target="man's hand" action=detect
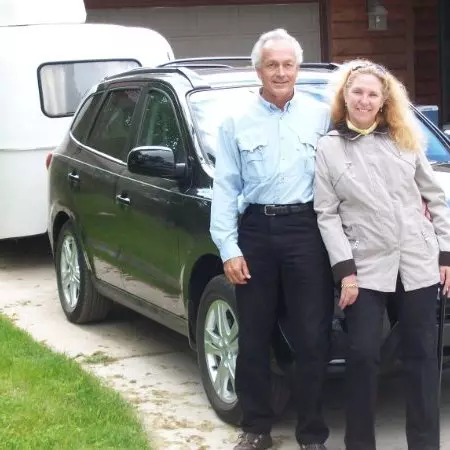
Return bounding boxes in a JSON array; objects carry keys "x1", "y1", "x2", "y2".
[
  {"x1": 339, "y1": 274, "x2": 359, "y2": 310},
  {"x1": 422, "y1": 198, "x2": 432, "y2": 222},
  {"x1": 440, "y1": 266, "x2": 450, "y2": 296},
  {"x1": 224, "y1": 256, "x2": 251, "y2": 285}
]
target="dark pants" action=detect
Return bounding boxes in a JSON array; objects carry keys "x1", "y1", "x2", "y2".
[
  {"x1": 344, "y1": 279, "x2": 440, "y2": 450},
  {"x1": 235, "y1": 205, "x2": 334, "y2": 445}
]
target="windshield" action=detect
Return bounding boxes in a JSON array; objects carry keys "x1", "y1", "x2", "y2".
[
  {"x1": 188, "y1": 84, "x2": 329, "y2": 164},
  {"x1": 189, "y1": 84, "x2": 450, "y2": 165},
  {"x1": 416, "y1": 117, "x2": 450, "y2": 162}
]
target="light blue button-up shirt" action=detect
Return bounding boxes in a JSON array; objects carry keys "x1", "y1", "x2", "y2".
[{"x1": 210, "y1": 90, "x2": 330, "y2": 262}]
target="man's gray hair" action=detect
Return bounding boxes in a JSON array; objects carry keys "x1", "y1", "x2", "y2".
[{"x1": 251, "y1": 28, "x2": 304, "y2": 68}]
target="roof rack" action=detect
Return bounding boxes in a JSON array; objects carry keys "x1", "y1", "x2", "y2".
[
  {"x1": 158, "y1": 57, "x2": 252, "y2": 69},
  {"x1": 159, "y1": 58, "x2": 339, "y2": 71},
  {"x1": 104, "y1": 59, "x2": 340, "y2": 90},
  {"x1": 104, "y1": 66, "x2": 210, "y2": 89},
  {"x1": 300, "y1": 62, "x2": 340, "y2": 71}
]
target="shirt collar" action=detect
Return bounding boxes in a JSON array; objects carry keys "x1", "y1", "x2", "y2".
[
  {"x1": 346, "y1": 118, "x2": 378, "y2": 135},
  {"x1": 258, "y1": 89, "x2": 296, "y2": 113},
  {"x1": 335, "y1": 120, "x2": 389, "y2": 140}
]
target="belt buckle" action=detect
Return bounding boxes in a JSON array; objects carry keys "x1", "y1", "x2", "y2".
[{"x1": 264, "y1": 204, "x2": 277, "y2": 216}]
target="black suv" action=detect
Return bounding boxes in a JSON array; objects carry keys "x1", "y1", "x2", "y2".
[{"x1": 48, "y1": 57, "x2": 450, "y2": 425}]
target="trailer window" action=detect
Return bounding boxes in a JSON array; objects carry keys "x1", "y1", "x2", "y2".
[{"x1": 38, "y1": 59, "x2": 140, "y2": 118}]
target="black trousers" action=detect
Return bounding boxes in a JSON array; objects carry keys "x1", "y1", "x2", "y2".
[
  {"x1": 235, "y1": 206, "x2": 334, "y2": 445},
  {"x1": 344, "y1": 279, "x2": 440, "y2": 450}
]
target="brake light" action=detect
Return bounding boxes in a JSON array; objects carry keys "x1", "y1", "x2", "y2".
[{"x1": 46, "y1": 152, "x2": 53, "y2": 170}]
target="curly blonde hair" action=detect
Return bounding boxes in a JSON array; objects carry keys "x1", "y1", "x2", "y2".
[{"x1": 330, "y1": 59, "x2": 424, "y2": 152}]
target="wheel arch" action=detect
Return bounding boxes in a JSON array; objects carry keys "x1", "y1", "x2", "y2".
[
  {"x1": 51, "y1": 212, "x2": 70, "y2": 254},
  {"x1": 186, "y1": 253, "x2": 223, "y2": 349}
]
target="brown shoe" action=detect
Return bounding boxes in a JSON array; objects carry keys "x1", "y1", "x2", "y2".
[{"x1": 233, "y1": 432, "x2": 273, "y2": 449}]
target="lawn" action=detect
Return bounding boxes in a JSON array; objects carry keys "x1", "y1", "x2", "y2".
[{"x1": 0, "y1": 315, "x2": 152, "y2": 450}]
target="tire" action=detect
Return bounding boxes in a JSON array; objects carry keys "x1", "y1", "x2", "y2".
[
  {"x1": 55, "y1": 221, "x2": 111, "y2": 324},
  {"x1": 196, "y1": 275, "x2": 291, "y2": 426}
]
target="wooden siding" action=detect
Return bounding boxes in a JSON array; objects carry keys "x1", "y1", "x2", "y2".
[
  {"x1": 85, "y1": 0, "x2": 314, "y2": 8},
  {"x1": 330, "y1": 0, "x2": 414, "y2": 94},
  {"x1": 330, "y1": 0, "x2": 440, "y2": 106},
  {"x1": 413, "y1": 0, "x2": 440, "y2": 106}
]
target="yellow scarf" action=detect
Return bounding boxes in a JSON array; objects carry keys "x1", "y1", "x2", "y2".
[{"x1": 346, "y1": 118, "x2": 378, "y2": 135}]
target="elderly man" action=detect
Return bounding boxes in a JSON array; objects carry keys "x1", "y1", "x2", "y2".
[{"x1": 210, "y1": 29, "x2": 334, "y2": 450}]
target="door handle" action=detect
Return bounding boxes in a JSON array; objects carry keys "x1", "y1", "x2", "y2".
[
  {"x1": 68, "y1": 172, "x2": 80, "y2": 183},
  {"x1": 115, "y1": 194, "x2": 131, "y2": 206}
]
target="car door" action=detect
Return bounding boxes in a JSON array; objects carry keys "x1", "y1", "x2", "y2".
[
  {"x1": 116, "y1": 84, "x2": 191, "y2": 317},
  {"x1": 69, "y1": 86, "x2": 141, "y2": 289}
]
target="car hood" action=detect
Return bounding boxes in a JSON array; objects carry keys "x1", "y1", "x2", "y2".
[{"x1": 432, "y1": 163, "x2": 450, "y2": 204}]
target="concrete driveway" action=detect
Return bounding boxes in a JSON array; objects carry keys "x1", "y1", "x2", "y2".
[{"x1": 2, "y1": 235, "x2": 450, "y2": 450}]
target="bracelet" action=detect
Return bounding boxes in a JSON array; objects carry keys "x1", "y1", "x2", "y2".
[{"x1": 341, "y1": 282, "x2": 358, "y2": 289}]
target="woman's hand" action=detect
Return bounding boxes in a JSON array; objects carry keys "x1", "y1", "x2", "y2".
[
  {"x1": 440, "y1": 266, "x2": 450, "y2": 296},
  {"x1": 339, "y1": 274, "x2": 359, "y2": 310}
]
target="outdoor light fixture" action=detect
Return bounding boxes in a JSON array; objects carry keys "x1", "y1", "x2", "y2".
[{"x1": 367, "y1": 0, "x2": 388, "y2": 30}]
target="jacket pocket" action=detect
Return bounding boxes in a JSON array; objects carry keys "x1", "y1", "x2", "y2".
[
  {"x1": 344, "y1": 223, "x2": 361, "y2": 253},
  {"x1": 416, "y1": 211, "x2": 439, "y2": 252},
  {"x1": 238, "y1": 131, "x2": 268, "y2": 182}
]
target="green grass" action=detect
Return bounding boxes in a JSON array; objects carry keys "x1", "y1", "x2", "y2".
[{"x1": 0, "y1": 315, "x2": 151, "y2": 450}]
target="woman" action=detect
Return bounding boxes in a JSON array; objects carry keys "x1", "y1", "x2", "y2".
[{"x1": 314, "y1": 60, "x2": 450, "y2": 450}]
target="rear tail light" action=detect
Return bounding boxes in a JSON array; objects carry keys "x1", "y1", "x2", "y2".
[{"x1": 46, "y1": 152, "x2": 53, "y2": 170}]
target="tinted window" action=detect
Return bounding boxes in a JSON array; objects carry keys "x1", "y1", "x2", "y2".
[
  {"x1": 38, "y1": 60, "x2": 140, "y2": 117},
  {"x1": 87, "y1": 89, "x2": 140, "y2": 160},
  {"x1": 417, "y1": 117, "x2": 450, "y2": 162},
  {"x1": 138, "y1": 91, "x2": 185, "y2": 162},
  {"x1": 71, "y1": 93, "x2": 103, "y2": 144}
]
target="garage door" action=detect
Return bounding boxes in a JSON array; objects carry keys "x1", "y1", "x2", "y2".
[{"x1": 87, "y1": 3, "x2": 321, "y2": 61}]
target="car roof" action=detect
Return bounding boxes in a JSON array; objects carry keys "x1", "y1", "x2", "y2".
[{"x1": 100, "y1": 59, "x2": 337, "y2": 91}]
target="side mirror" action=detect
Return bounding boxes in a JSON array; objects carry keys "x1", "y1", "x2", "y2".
[{"x1": 127, "y1": 146, "x2": 186, "y2": 179}]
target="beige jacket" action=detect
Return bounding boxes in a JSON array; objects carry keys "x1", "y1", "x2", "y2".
[{"x1": 314, "y1": 124, "x2": 450, "y2": 292}]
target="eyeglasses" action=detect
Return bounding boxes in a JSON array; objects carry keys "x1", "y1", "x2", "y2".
[{"x1": 350, "y1": 62, "x2": 387, "y2": 74}]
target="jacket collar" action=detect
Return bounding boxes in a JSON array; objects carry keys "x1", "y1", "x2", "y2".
[{"x1": 333, "y1": 120, "x2": 389, "y2": 140}]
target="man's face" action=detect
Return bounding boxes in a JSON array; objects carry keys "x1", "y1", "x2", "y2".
[{"x1": 256, "y1": 40, "x2": 299, "y2": 107}]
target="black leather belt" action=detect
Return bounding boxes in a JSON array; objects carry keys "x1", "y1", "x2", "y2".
[{"x1": 247, "y1": 202, "x2": 313, "y2": 216}]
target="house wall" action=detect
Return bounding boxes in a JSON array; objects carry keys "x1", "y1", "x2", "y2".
[
  {"x1": 329, "y1": 0, "x2": 440, "y2": 108},
  {"x1": 330, "y1": 0, "x2": 414, "y2": 93},
  {"x1": 413, "y1": 0, "x2": 440, "y2": 106},
  {"x1": 84, "y1": 0, "x2": 442, "y2": 109}
]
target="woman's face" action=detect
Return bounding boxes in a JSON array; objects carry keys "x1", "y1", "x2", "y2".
[{"x1": 344, "y1": 73, "x2": 384, "y2": 129}]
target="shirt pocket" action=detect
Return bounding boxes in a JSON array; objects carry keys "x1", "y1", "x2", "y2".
[
  {"x1": 297, "y1": 134, "x2": 318, "y2": 176},
  {"x1": 237, "y1": 131, "x2": 269, "y2": 182}
]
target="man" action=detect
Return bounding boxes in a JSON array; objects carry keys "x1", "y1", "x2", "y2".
[{"x1": 210, "y1": 29, "x2": 334, "y2": 450}]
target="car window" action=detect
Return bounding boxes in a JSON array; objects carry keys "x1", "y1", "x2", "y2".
[
  {"x1": 87, "y1": 89, "x2": 140, "y2": 161},
  {"x1": 137, "y1": 90, "x2": 185, "y2": 162},
  {"x1": 71, "y1": 93, "x2": 103, "y2": 144},
  {"x1": 38, "y1": 60, "x2": 140, "y2": 117},
  {"x1": 416, "y1": 116, "x2": 450, "y2": 162}
]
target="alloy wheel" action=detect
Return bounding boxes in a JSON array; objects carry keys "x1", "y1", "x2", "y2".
[
  {"x1": 60, "y1": 234, "x2": 81, "y2": 311},
  {"x1": 203, "y1": 299, "x2": 239, "y2": 404}
]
